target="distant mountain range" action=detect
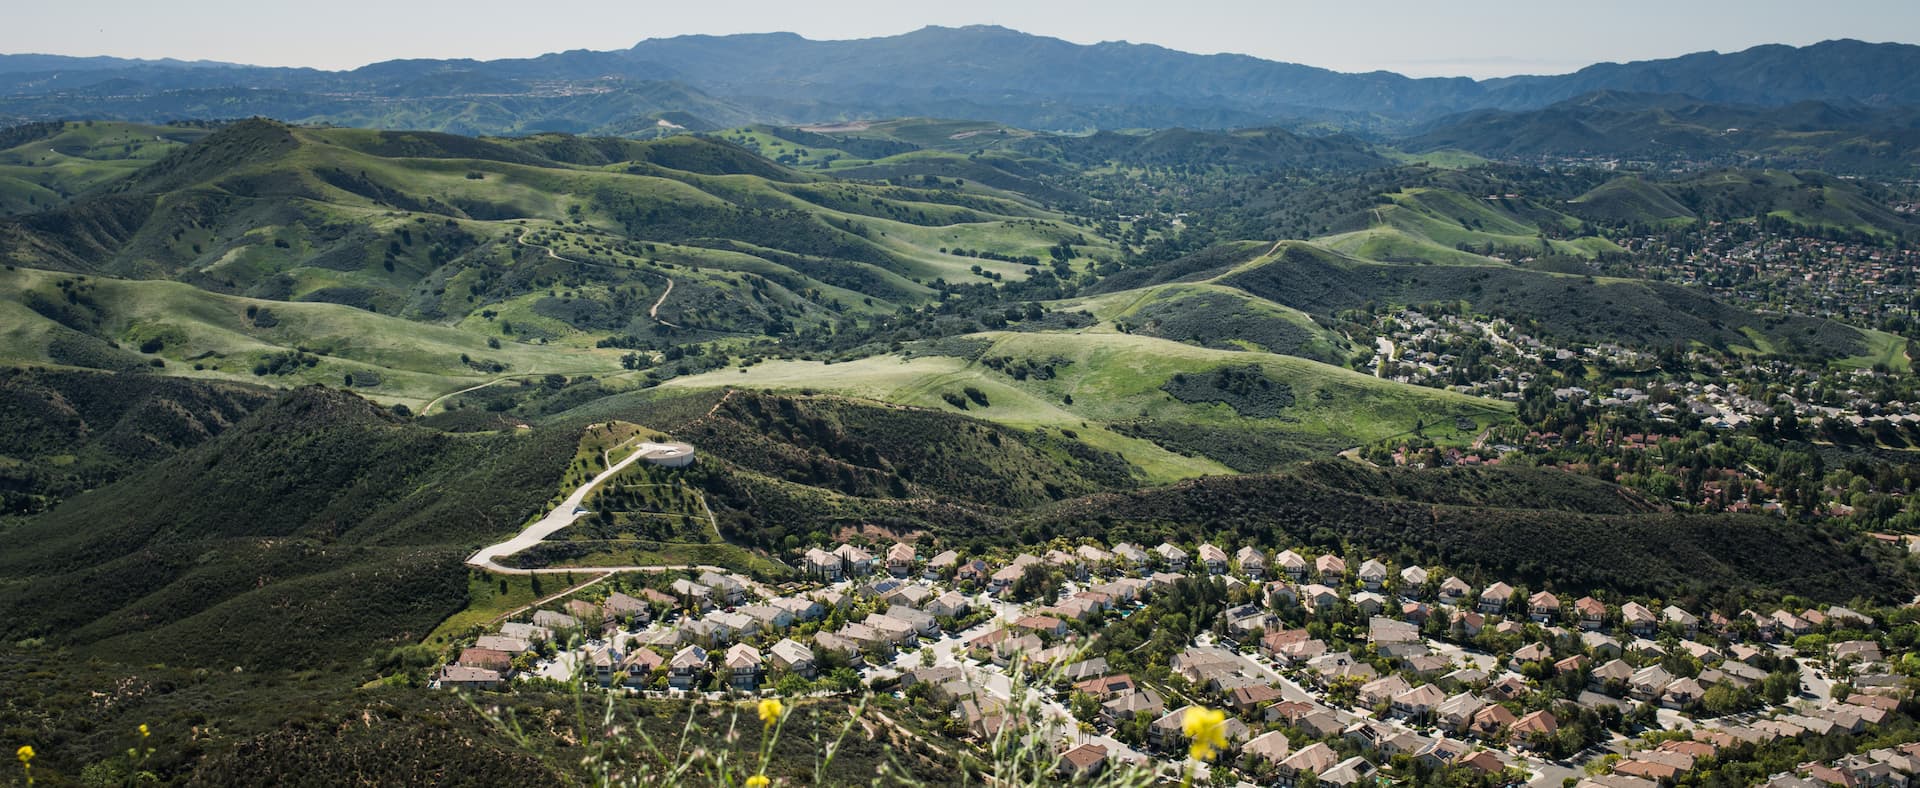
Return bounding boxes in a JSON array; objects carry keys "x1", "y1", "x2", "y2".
[
  {"x1": 3, "y1": 27, "x2": 1920, "y2": 135},
  {"x1": 1410, "y1": 91, "x2": 1920, "y2": 173}
]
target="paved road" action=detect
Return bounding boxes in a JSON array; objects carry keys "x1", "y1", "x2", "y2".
[{"x1": 465, "y1": 438, "x2": 690, "y2": 573}]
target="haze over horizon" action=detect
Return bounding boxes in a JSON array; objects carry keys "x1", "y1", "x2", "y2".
[{"x1": 9, "y1": 0, "x2": 1920, "y2": 78}]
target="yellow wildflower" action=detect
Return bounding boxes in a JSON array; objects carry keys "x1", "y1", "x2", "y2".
[
  {"x1": 757, "y1": 698, "x2": 785, "y2": 726},
  {"x1": 139, "y1": 724, "x2": 150, "y2": 738},
  {"x1": 746, "y1": 776, "x2": 770, "y2": 788},
  {"x1": 1182, "y1": 706, "x2": 1227, "y2": 761},
  {"x1": 14, "y1": 745, "x2": 30, "y2": 763}
]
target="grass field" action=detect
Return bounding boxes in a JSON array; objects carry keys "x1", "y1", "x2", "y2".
[{"x1": 1837, "y1": 328, "x2": 1914, "y2": 373}]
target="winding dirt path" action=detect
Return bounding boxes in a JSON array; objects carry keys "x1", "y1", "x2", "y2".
[{"x1": 515, "y1": 230, "x2": 681, "y2": 328}]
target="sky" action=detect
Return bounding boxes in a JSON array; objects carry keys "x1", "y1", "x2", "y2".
[{"x1": 7, "y1": 0, "x2": 1919, "y2": 78}]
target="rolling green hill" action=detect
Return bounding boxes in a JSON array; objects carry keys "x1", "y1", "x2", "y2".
[
  {"x1": 0, "y1": 119, "x2": 1114, "y2": 341},
  {"x1": 0, "y1": 120, "x2": 213, "y2": 217},
  {"x1": 661, "y1": 329, "x2": 1508, "y2": 478}
]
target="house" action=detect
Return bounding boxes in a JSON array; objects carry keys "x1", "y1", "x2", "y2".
[
  {"x1": 1236, "y1": 546, "x2": 1268, "y2": 579},
  {"x1": 1242, "y1": 730, "x2": 1291, "y2": 765},
  {"x1": 1368, "y1": 616, "x2": 1421, "y2": 646},
  {"x1": 1013, "y1": 614, "x2": 1068, "y2": 639},
  {"x1": 1111, "y1": 542, "x2": 1150, "y2": 571},
  {"x1": 925, "y1": 590, "x2": 972, "y2": 620},
  {"x1": 438, "y1": 665, "x2": 504, "y2": 690},
  {"x1": 1225, "y1": 603, "x2": 1278, "y2": 639},
  {"x1": 1512, "y1": 710, "x2": 1558, "y2": 747},
  {"x1": 1151, "y1": 705, "x2": 1249, "y2": 753},
  {"x1": 1153, "y1": 542, "x2": 1189, "y2": 571},
  {"x1": 1277, "y1": 549, "x2": 1309, "y2": 580},
  {"x1": 1772, "y1": 609, "x2": 1812, "y2": 637},
  {"x1": 954, "y1": 559, "x2": 991, "y2": 587},
  {"x1": 772, "y1": 596, "x2": 826, "y2": 623},
  {"x1": 620, "y1": 649, "x2": 665, "y2": 687},
  {"x1": 887, "y1": 605, "x2": 941, "y2": 637},
  {"x1": 1416, "y1": 738, "x2": 1472, "y2": 770},
  {"x1": 1556, "y1": 654, "x2": 1591, "y2": 675},
  {"x1": 724, "y1": 643, "x2": 761, "y2": 690},
  {"x1": 1306, "y1": 651, "x2": 1377, "y2": 684},
  {"x1": 1628, "y1": 665, "x2": 1675, "y2": 701},
  {"x1": 1352, "y1": 559, "x2": 1387, "y2": 591},
  {"x1": 1315, "y1": 554, "x2": 1346, "y2": 583},
  {"x1": 669, "y1": 578, "x2": 713, "y2": 610},
  {"x1": 1582, "y1": 631, "x2": 1624, "y2": 659},
  {"x1": 668, "y1": 645, "x2": 708, "y2": 690},
  {"x1": 1528, "y1": 591, "x2": 1561, "y2": 623},
  {"x1": 1470, "y1": 703, "x2": 1517, "y2": 738},
  {"x1": 474, "y1": 635, "x2": 529, "y2": 655},
  {"x1": 1318, "y1": 756, "x2": 1377, "y2": 787},
  {"x1": 602, "y1": 592, "x2": 650, "y2": 625},
  {"x1": 1299, "y1": 583, "x2": 1341, "y2": 613},
  {"x1": 1575, "y1": 596, "x2": 1608, "y2": 629},
  {"x1": 886, "y1": 543, "x2": 916, "y2": 576},
  {"x1": 1401, "y1": 565, "x2": 1430, "y2": 591},
  {"x1": 1452, "y1": 611, "x2": 1485, "y2": 637},
  {"x1": 925, "y1": 549, "x2": 960, "y2": 579},
  {"x1": 1075, "y1": 673, "x2": 1137, "y2": 700},
  {"x1": 833, "y1": 543, "x2": 875, "y2": 577},
  {"x1": 1478, "y1": 582, "x2": 1514, "y2": 614},
  {"x1": 679, "y1": 618, "x2": 733, "y2": 648},
  {"x1": 1198, "y1": 543, "x2": 1230, "y2": 574},
  {"x1": 458, "y1": 647, "x2": 514, "y2": 672},
  {"x1": 866, "y1": 613, "x2": 921, "y2": 645},
  {"x1": 498, "y1": 622, "x2": 550, "y2": 643},
  {"x1": 989, "y1": 562, "x2": 1034, "y2": 594},
  {"x1": 566, "y1": 599, "x2": 602, "y2": 625},
  {"x1": 532, "y1": 610, "x2": 580, "y2": 632},
  {"x1": 1590, "y1": 659, "x2": 1635, "y2": 691},
  {"x1": 803, "y1": 547, "x2": 843, "y2": 581},
  {"x1": 1622, "y1": 602, "x2": 1657, "y2": 635},
  {"x1": 738, "y1": 604, "x2": 794, "y2": 632},
  {"x1": 585, "y1": 643, "x2": 620, "y2": 686},
  {"x1": 1057, "y1": 743, "x2": 1107, "y2": 781},
  {"x1": 1393, "y1": 684, "x2": 1448, "y2": 718},
  {"x1": 1512, "y1": 642, "x2": 1552, "y2": 664},
  {"x1": 1664, "y1": 605, "x2": 1700, "y2": 635},
  {"x1": 1486, "y1": 674, "x2": 1530, "y2": 702},
  {"x1": 1439, "y1": 576, "x2": 1471, "y2": 604},
  {"x1": 1436, "y1": 692, "x2": 1487, "y2": 732},
  {"x1": 1662, "y1": 677, "x2": 1706, "y2": 709},
  {"x1": 1230, "y1": 684, "x2": 1287, "y2": 716},
  {"x1": 1359, "y1": 675, "x2": 1412, "y2": 707},
  {"x1": 882, "y1": 582, "x2": 934, "y2": 609},
  {"x1": 1075, "y1": 544, "x2": 1113, "y2": 567},
  {"x1": 1276, "y1": 742, "x2": 1338, "y2": 787},
  {"x1": 1101, "y1": 689, "x2": 1165, "y2": 725}
]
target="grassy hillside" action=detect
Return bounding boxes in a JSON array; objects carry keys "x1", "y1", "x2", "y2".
[
  {"x1": 660, "y1": 330, "x2": 1508, "y2": 478},
  {"x1": 0, "y1": 119, "x2": 1114, "y2": 342},
  {"x1": 0, "y1": 266, "x2": 622, "y2": 408},
  {"x1": 1064, "y1": 281, "x2": 1355, "y2": 363},
  {"x1": 0, "y1": 120, "x2": 212, "y2": 217},
  {"x1": 1214, "y1": 240, "x2": 1879, "y2": 359}
]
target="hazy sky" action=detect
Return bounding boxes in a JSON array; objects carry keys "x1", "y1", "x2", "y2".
[{"x1": 8, "y1": 0, "x2": 1918, "y2": 78}]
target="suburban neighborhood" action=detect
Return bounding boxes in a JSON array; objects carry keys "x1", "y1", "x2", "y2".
[{"x1": 437, "y1": 536, "x2": 1920, "y2": 786}]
